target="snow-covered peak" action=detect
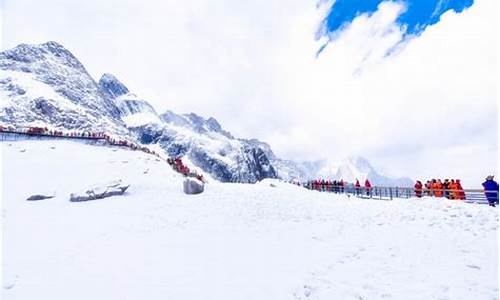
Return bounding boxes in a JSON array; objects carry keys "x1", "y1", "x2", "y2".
[
  {"x1": 0, "y1": 41, "x2": 86, "y2": 74},
  {"x1": 159, "y1": 111, "x2": 233, "y2": 139},
  {"x1": 342, "y1": 156, "x2": 373, "y2": 172},
  {"x1": 206, "y1": 117, "x2": 222, "y2": 132},
  {"x1": 98, "y1": 73, "x2": 130, "y2": 98},
  {"x1": 0, "y1": 41, "x2": 126, "y2": 134},
  {"x1": 96, "y1": 72, "x2": 162, "y2": 127}
]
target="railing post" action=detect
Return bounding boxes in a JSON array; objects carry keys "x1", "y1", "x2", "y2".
[{"x1": 390, "y1": 188, "x2": 393, "y2": 200}]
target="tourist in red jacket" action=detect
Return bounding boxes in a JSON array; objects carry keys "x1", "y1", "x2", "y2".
[
  {"x1": 355, "y1": 179, "x2": 361, "y2": 195},
  {"x1": 364, "y1": 179, "x2": 372, "y2": 196},
  {"x1": 414, "y1": 180, "x2": 423, "y2": 198}
]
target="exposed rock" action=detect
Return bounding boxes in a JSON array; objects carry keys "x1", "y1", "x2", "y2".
[
  {"x1": 26, "y1": 194, "x2": 55, "y2": 201},
  {"x1": 183, "y1": 178, "x2": 204, "y2": 195},
  {"x1": 70, "y1": 180, "x2": 130, "y2": 202}
]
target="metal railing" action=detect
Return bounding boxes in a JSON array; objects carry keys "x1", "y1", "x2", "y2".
[
  {"x1": 0, "y1": 130, "x2": 105, "y2": 142},
  {"x1": 302, "y1": 184, "x2": 498, "y2": 204}
]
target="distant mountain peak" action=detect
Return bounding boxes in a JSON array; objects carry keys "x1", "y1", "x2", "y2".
[{"x1": 343, "y1": 156, "x2": 373, "y2": 172}]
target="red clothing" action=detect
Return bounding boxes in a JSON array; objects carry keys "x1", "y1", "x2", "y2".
[{"x1": 414, "y1": 182, "x2": 423, "y2": 198}]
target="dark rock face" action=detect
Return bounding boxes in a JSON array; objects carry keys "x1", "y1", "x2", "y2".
[
  {"x1": 33, "y1": 98, "x2": 58, "y2": 115},
  {"x1": 242, "y1": 146, "x2": 276, "y2": 181},
  {"x1": 132, "y1": 120, "x2": 277, "y2": 183},
  {"x1": 98, "y1": 73, "x2": 129, "y2": 98}
]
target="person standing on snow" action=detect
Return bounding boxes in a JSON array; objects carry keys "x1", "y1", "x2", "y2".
[
  {"x1": 443, "y1": 179, "x2": 450, "y2": 199},
  {"x1": 430, "y1": 179, "x2": 437, "y2": 197},
  {"x1": 434, "y1": 179, "x2": 443, "y2": 197},
  {"x1": 364, "y1": 179, "x2": 372, "y2": 196},
  {"x1": 355, "y1": 179, "x2": 361, "y2": 196},
  {"x1": 414, "y1": 181, "x2": 423, "y2": 198},
  {"x1": 448, "y1": 179, "x2": 458, "y2": 200},
  {"x1": 482, "y1": 175, "x2": 499, "y2": 207}
]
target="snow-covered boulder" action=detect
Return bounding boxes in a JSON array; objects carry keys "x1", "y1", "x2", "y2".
[
  {"x1": 70, "y1": 180, "x2": 130, "y2": 202},
  {"x1": 183, "y1": 178, "x2": 204, "y2": 195}
]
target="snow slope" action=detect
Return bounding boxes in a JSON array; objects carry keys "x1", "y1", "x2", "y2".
[{"x1": 2, "y1": 140, "x2": 498, "y2": 300}]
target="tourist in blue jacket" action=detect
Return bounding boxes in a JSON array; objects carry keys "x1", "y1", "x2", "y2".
[{"x1": 482, "y1": 175, "x2": 499, "y2": 207}]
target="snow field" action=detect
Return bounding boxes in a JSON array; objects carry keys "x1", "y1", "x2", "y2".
[{"x1": 1, "y1": 140, "x2": 498, "y2": 300}]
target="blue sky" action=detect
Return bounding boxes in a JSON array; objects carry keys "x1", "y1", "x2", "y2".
[{"x1": 317, "y1": 0, "x2": 474, "y2": 54}]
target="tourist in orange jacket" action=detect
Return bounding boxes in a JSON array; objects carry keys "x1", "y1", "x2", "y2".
[
  {"x1": 448, "y1": 179, "x2": 457, "y2": 199},
  {"x1": 434, "y1": 180, "x2": 443, "y2": 197}
]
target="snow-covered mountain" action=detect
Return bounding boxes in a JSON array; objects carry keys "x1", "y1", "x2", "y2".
[
  {"x1": 0, "y1": 41, "x2": 277, "y2": 182},
  {"x1": 130, "y1": 112, "x2": 277, "y2": 183},
  {"x1": 0, "y1": 41, "x2": 411, "y2": 185},
  {"x1": 0, "y1": 41, "x2": 127, "y2": 135},
  {"x1": 270, "y1": 155, "x2": 413, "y2": 187}
]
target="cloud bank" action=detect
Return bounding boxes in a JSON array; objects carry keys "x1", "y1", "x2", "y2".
[{"x1": 316, "y1": 0, "x2": 474, "y2": 55}]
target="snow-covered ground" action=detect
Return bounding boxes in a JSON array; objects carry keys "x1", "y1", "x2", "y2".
[{"x1": 1, "y1": 140, "x2": 498, "y2": 300}]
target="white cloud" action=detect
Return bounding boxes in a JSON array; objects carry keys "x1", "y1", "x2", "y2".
[{"x1": 1, "y1": 0, "x2": 497, "y2": 186}]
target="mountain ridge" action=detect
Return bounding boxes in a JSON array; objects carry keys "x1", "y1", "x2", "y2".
[{"x1": 0, "y1": 41, "x2": 412, "y2": 186}]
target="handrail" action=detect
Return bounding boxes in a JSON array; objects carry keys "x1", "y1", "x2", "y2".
[{"x1": 300, "y1": 183, "x2": 498, "y2": 204}]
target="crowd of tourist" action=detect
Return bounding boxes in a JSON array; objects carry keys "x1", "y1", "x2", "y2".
[
  {"x1": 298, "y1": 175, "x2": 498, "y2": 207},
  {"x1": 303, "y1": 179, "x2": 374, "y2": 195},
  {"x1": 414, "y1": 179, "x2": 465, "y2": 199}
]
